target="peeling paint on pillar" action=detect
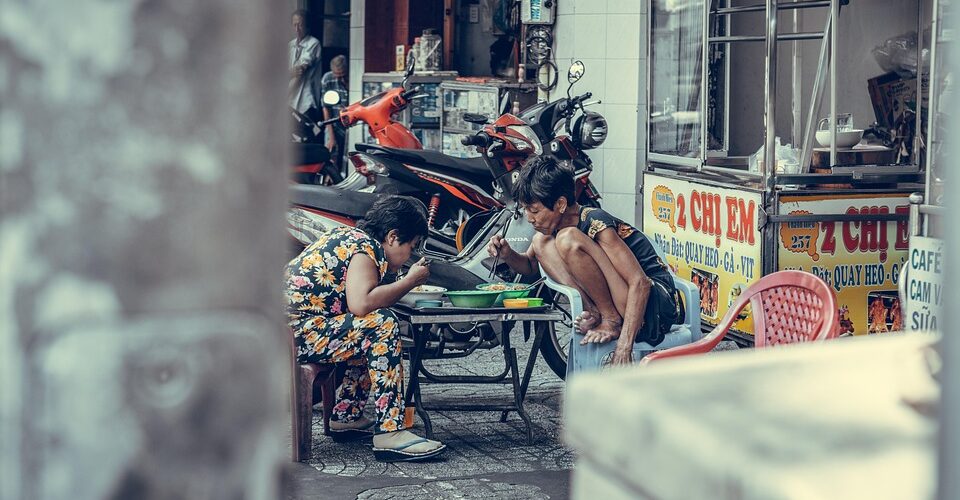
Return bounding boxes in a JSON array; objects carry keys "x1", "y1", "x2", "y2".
[{"x1": 1, "y1": 1, "x2": 291, "y2": 498}]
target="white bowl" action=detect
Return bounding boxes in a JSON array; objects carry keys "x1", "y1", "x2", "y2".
[
  {"x1": 398, "y1": 285, "x2": 447, "y2": 307},
  {"x1": 816, "y1": 129, "x2": 864, "y2": 148}
]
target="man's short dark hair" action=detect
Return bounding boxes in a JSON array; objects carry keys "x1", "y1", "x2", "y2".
[
  {"x1": 292, "y1": 9, "x2": 307, "y2": 20},
  {"x1": 331, "y1": 55, "x2": 347, "y2": 73},
  {"x1": 513, "y1": 155, "x2": 576, "y2": 210},
  {"x1": 358, "y1": 196, "x2": 429, "y2": 244}
]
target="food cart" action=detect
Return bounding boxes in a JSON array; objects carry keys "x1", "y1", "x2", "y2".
[{"x1": 642, "y1": 0, "x2": 932, "y2": 343}]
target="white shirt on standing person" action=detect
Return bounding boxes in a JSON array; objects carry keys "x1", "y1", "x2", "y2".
[{"x1": 289, "y1": 12, "x2": 320, "y2": 114}]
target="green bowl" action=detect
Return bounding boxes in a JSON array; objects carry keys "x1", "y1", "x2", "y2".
[
  {"x1": 445, "y1": 290, "x2": 502, "y2": 308},
  {"x1": 474, "y1": 283, "x2": 533, "y2": 305}
]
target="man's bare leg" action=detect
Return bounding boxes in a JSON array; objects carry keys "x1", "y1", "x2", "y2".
[
  {"x1": 533, "y1": 234, "x2": 602, "y2": 333},
  {"x1": 553, "y1": 227, "x2": 629, "y2": 342}
]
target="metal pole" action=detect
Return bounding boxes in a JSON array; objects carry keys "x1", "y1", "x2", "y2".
[
  {"x1": 799, "y1": 11, "x2": 832, "y2": 172},
  {"x1": 792, "y1": 7, "x2": 802, "y2": 147},
  {"x1": 914, "y1": 0, "x2": 925, "y2": 168},
  {"x1": 700, "y1": 0, "x2": 710, "y2": 170},
  {"x1": 829, "y1": 0, "x2": 838, "y2": 166},
  {"x1": 724, "y1": 0, "x2": 732, "y2": 154},
  {"x1": 709, "y1": 32, "x2": 825, "y2": 42},
  {"x1": 714, "y1": 0, "x2": 832, "y2": 15},
  {"x1": 764, "y1": 0, "x2": 779, "y2": 190},
  {"x1": 924, "y1": 0, "x2": 940, "y2": 235}
]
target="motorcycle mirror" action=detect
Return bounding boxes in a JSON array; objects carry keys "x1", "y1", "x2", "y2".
[
  {"x1": 567, "y1": 60, "x2": 585, "y2": 84},
  {"x1": 463, "y1": 113, "x2": 489, "y2": 125},
  {"x1": 499, "y1": 92, "x2": 511, "y2": 115},
  {"x1": 322, "y1": 90, "x2": 341, "y2": 106}
]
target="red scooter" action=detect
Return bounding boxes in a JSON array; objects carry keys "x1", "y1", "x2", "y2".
[{"x1": 291, "y1": 58, "x2": 428, "y2": 185}]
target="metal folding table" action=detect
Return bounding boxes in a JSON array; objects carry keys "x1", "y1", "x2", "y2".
[{"x1": 392, "y1": 305, "x2": 564, "y2": 445}]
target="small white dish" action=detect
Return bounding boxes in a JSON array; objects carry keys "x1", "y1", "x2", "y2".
[
  {"x1": 398, "y1": 285, "x2": 447, "y2": 307},
  {"x1": 816, "y1": 129, "x2": 864, "y2": 148}
]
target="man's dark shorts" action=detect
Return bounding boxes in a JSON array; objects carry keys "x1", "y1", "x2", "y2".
[{"x1": 635, "y1": 278, "x2": 680, "y2": 347}]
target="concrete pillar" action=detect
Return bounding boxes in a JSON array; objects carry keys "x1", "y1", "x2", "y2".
[
  {"x1": 1, "y1": 1, "x2": 290, "y2": 498},
  {"x1": 938, "y1": 9, "x2": 959, "y2": 498}
]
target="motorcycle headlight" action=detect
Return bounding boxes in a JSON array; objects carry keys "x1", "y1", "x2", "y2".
[{"x1": 507, "y1": 124, "x2": 543, "y2": 155}]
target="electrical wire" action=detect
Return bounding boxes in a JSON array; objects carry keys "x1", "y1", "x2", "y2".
[{"x1": 537, "y1": 60, "x2": 558, "y2": 92}]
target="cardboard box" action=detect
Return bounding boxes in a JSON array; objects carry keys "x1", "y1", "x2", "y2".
[{"x1": 867, "y1": 71, "x2": 929, "y2": 130}]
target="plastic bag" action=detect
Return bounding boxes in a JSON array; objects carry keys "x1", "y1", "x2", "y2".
[
  {"x1": 748, "y1": 137, "x2": 801, "y2": 175},
  {"x1": 872, "y1": 28, "x2": 931, "y2": 78}
]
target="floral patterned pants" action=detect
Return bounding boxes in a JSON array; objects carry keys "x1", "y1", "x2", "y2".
[{"x1": 294, "y1": 308, "x2": 405, "y2": 434}]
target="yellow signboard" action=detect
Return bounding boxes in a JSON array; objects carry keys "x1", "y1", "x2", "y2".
[
  {"x1": 643, "y1": 174, "x2": 763, "y2": 332},
  {"x1": 778, "y1": 194, "x2": 910, "y2": 336}
]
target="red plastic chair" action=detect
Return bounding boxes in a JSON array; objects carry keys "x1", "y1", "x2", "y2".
[{"x1": 639, "y1": 270, "x2": 840, "y2": 365}]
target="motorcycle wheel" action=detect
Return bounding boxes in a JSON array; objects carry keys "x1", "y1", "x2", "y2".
[{"x1": 537, "y1": 288, "x2": 574, "y2": 380}]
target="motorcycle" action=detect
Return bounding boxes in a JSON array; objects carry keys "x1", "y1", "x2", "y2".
[
  {"x1": 286, "y1": 62, "x2": 604, "y2": 378},
  {"x1": 290, "y1": 57, "x2": 429, "y2": 186},
  {"x1": 290, "y1": 106, "x2": 342, "y2": 185},
  {"x1": 345, "y1": 60, "x2": 605, "y2": 255}
]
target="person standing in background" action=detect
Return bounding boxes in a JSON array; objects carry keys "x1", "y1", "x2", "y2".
[
  {"x1": 321, "y1": 55, "x2": 349, "y2": 174},
  {"x1": 289, "y1": 10, "x2": 321, "y2": 121}
]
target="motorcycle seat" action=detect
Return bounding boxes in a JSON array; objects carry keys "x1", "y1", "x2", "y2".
[
  {"x1": 293, "y1": 143, "x2": 331, "y2": 166},
  {"x1": 289, "y1": 184, "x2": 381, "y2": 220},
  {"x1": 357, "y1": 144, "x2": 494, "y2": 189}
]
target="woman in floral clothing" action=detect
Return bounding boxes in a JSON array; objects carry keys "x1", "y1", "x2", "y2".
[{"x1": 286, "y1": 196, "x2": 446, "y2": 462}]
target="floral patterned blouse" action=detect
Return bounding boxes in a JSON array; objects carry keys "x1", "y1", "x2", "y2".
[{"x1": 285, "y1": 226, "x2": 388, "y2": 328}]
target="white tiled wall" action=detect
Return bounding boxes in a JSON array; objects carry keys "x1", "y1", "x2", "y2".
[
  {"x1": 552, "y1": 0, "x2": 647, "y2": 226},
  {"x1": 347, "y1": 0, "x2": 365, "y2": 151}
]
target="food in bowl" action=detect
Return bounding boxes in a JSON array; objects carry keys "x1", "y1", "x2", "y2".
[
  {"x1": 476, "y1": 282, "x2": 533, "y2": 305},
  {"x1": 502, "y1": 298, "x2": 531, "y2": 308},
  {"x1": 476, "y1": 283, "x2": 532, "y2": 292},
  {"x1": 398, "y1": 285, "x2": 447, "y2": 307}
]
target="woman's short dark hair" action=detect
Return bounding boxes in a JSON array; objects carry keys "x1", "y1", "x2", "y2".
[
  {"x1": 358, "y1": 196, "x2": 429, "y2": 244},
  {"x1": 513, "y1": 155, "x2": 576, "y2": 210}
]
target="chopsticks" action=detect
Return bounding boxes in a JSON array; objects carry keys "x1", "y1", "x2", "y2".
[{"x1": 488, "y1": 209, "x2": 515, "y2": 280}]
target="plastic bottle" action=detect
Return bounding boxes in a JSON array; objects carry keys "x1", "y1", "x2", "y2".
[
  {"x1": 420, "y1": 29, "x2": 442, "y2": 71},
  {"x1": 412, "y1": 37, "x2": 422, "y2": 72}
]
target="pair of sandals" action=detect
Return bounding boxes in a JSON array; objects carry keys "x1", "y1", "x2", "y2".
[{"x1": 329, "y1": 419, "x2": 447, "y2": 462}]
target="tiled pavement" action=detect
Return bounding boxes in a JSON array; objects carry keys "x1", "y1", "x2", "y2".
[
  {"x1": 284, "y1": 327, "x2": 740, "y2": 499},
  {"x1": 286, "y1": 327, "x2": 571, "y2": 499}
]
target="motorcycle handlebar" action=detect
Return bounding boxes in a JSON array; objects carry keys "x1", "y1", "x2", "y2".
[
  {"x1": 401, "y1": 86, "x2": 424, "y2": 101},
  {"x1": 460, "y1": 133, "x2": 491, "y2": 147},
  {"x1": 319, "y1": 116, "x2": 340, "y2": 126},
  {"x1": 571, "y1": 92, "x2": 593, "y2": 107},
  {"x1": 559, "y1": 92, "x2": 593, "y2": 116}
]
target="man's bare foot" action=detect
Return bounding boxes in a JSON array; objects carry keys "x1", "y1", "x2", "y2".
[
  {"x1": 580, "y1": 317, "x2": 623, "y2": 345},
  {"x1": 574, "y1": 310, "x2": 602, "y2": 334}
]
